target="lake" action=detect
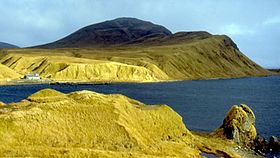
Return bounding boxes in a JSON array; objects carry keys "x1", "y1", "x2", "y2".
[{"x1": 0, "y1": 76, "x2": 279, "y2": 140}]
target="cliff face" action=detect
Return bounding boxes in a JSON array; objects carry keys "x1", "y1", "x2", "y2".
[{"x1": 0, "y1": 54, "x2": 169, "y2": 82}]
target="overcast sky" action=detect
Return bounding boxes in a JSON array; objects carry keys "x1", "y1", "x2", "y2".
[{"x1": 0, "y1": 0, "x2": 279, "y2": 68}]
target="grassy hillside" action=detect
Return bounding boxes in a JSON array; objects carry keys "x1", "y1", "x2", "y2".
[
  {"x1": 0, "y1": 35, "x2": 271, "y2": 83},
  {"x1": 0, "y1": 89, "x2": 258, "y2": 157},
  {"x1": 0, "y1": 63, "x2": 21, "y2": 81}
]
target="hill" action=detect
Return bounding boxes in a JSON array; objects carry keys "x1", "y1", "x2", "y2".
[
  {"x1": 34, "y1": 17, "x2": 172, "y2": 48},
  {"x1": 0, "y1": 42, "x2": 19, "y2": 48},
  {"x1": 0, "y1": 35, "x2": 271, "y2": 82},
  {"x1": 0, "y1": 89, "x2": 263, "y2": 157}
]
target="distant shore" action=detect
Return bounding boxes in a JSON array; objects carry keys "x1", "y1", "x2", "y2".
[{"x1": 267, "y1": 69, "x2": 280, "y2": 74}]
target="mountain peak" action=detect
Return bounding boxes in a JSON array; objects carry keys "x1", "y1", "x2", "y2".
[
  {"x1": 35, "y1": 17, "x2": 172, "y2": 48},
  {"x1": 110, "y1": 17, "x2": 149, "y2": 22}
]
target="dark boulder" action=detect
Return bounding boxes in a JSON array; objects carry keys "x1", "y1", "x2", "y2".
[
  {"x1": 269, "y1": 136, "x2": 280, "y2": 151},
  {"x1": 254, "y1": 135, "x2": 268, "y2": 153}
]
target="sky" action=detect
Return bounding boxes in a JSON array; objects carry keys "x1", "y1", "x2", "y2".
[{"x1": 0, "y1": 0, "x2": 279, "y2": 68}]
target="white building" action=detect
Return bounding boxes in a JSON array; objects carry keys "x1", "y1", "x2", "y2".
[{"x1": 24, "y1": 73, "x2": 41, "y2": 80}]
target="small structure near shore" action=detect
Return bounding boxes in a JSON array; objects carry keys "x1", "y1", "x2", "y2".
[{"x1": 23, "y1": 73, "x2": 41, "y2": 80}]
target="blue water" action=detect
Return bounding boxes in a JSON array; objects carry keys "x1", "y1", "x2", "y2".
[{"x1": 0, "y1": 76, "x2": 279, "y2": 140}]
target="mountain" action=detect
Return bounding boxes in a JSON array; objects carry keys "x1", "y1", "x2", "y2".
[
  {"x1": 32, "y1": 17, "x2": 239, "y2": 50},
  {"x1": 35, "y1": 17, "x2": 172, "y2": 48},
  {"x1": 0, "y1": 42, "x2": 19, "y2": 48},
  {"x1": 0, "y1": 18, "x2": 272, "y2": 82}
]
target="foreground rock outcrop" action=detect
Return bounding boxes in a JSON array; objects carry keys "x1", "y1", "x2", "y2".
[
  {"x1": 0, "y1": 89, "x2": 273, "y2": 157},
  {"x1": 216, "y1": 104, "x2": 257, "y2": 147},
  {"x1": 215, "y1": 104, "x2": 280, "y2": 157},
  {"x1": 0, "y1": 89, "x2": 198, "y2": 157}
]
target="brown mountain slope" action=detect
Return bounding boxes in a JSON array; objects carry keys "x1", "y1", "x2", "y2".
[{"x1": 34, "y1": 17, "x2": 172, "y2": 48}]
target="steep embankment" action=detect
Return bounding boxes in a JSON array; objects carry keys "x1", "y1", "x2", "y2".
[
  {"x1": 0, "y1": 89, "x2": 263, "y2": 157},
  {"x1": 0, "y1": 63, "x2": 21, "y2": 81},
  {"x1": 0, "y1": 54, "x2": 169, "y2": 82}
]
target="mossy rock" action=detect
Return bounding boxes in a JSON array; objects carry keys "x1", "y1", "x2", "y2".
[{"x1": 217, "y1": 104, "x2": 257, "y2": 147}]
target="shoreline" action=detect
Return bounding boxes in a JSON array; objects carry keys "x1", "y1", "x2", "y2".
[{"x1": 0, "y1": 74, "x2": 276, "y2": 86}]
